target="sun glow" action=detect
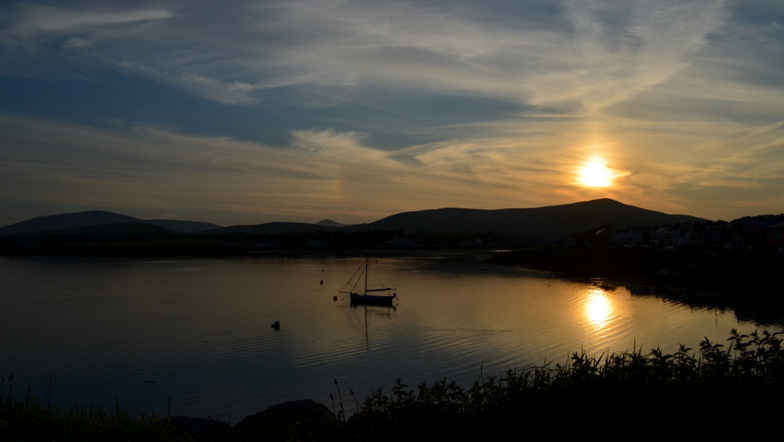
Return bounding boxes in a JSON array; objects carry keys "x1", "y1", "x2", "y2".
[{"x1": 577, "y1": 157, "x2": 613, "y2": 188}]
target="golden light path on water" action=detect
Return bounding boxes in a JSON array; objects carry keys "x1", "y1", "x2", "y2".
[
  {"x1": 2, "y1": 257, "x2": 781, "y2": 423},
  {"x1": 583, "y1": 288, "x2": 614, "y2": 331}
]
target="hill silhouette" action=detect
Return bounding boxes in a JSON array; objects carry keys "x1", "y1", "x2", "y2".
[
  {"x1": 0, "y1": 211, "x2": 137, "y2": 235},
  {"x1": 365, "y1": 198, "x2": 703, "y2": 240},
  {"x1": 1, "y1": 199, "x2": 705, "y2": 242},
  {"x1": 316, "y1": 219, "x2": 346, "y2": 227},
  {"x1": 0, "y1": 211, "x2": 221, "y2": 236}
]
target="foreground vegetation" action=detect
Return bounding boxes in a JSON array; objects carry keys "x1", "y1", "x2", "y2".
[
  {"x1": 0, "y1": 391, "x2": 187, "y2": 441},
  {"x1": 352, "y1": 329, "x2": 784, "y2": 441},
  {"x1": 3, "y1": 329, "x2": 783, "y2": 441}
]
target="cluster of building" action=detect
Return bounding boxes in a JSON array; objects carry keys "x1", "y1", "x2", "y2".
[{"x1": 607, "y1": 215, "x2": 784, "y2": 250}]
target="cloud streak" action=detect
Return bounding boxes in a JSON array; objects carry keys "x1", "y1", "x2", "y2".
[
  {"x1": 6, "y1": 4, "x2": 172, "y2": 35},
  {"x1": 0, "y1": 1, "x2": 782, "y2": 225},
  {"x1": 6, "y1": 1, "x2": 726, "y2": 109},
  {"x1": 0, "y1": 115, "x2": 586, "y2": 223},
  {"x1": 0, "y1": 0, "x2": 744, "y2": 116}
]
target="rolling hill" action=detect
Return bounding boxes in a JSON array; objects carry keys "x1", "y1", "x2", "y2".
[
  {"x1": 365, "y1": 199, "x2": 704, "y2": 239},
  {"x1": 0, "y1": 211, "x2": 221, "y2": 236},
  {"x1": 0, "y1": 211, "x2": 138, "y2": 235},
  {"x1": 0, "y1": 199, "x2": 705, "y2": 242}
]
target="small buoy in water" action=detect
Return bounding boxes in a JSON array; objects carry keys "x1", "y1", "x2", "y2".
[
  {"x1": 333, "y1": 295, "x2": 338, "y2": 302},
  {"x1": 271, "y1": 320, "x2": 280, "y2": 331}
]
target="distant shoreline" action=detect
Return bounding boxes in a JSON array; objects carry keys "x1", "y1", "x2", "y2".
[
  {"x1": 0, "y1": 238, "x2": 486, "y2": 259},
  {"x1": 2, "y1": 242, "x2": 783, "y2": 326},
  {"x1": 485, "y1": 246, "x2": 784, "y2": 326}
]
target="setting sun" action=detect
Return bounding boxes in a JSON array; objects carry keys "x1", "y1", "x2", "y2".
[{"x1": 577, "y1": 158, "x2": 613, "y2": 188}]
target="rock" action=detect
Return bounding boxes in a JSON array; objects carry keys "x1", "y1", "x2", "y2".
[
  {"x1": 231, "y1": 399, "x2": 341, "y2": 440},
  {"x1": 167, "y1": 416, "x2": 232, "y2": 440}
]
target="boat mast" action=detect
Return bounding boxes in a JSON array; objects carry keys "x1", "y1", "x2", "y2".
[{"x1": 364, "y1": 257, "x2": 369, "y2": 295}]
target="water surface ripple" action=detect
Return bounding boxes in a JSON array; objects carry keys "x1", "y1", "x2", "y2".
[{"x1": 1, "y1": 256, "x2": 777, "y2": 422}]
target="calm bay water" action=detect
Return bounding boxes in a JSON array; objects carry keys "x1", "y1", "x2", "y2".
[{"x1": 1, "y1": 255, "x2": 779, "y2": 423}]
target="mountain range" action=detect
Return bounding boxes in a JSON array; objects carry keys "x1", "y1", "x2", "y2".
[
  {"x1": 0, "y1": 199, "x2": 705, "y2": 242},
  {"x1": 0, "y1": 210, "x2": 220, "y2": 236}
]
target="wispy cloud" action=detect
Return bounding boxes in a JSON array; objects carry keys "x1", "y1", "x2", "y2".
[
  {"x1": 528, "y1": 0, "x2": 727, "y2": 111},
  {"x1": 0, "y1": 0, "x2": 739, "y2": 112},
  {"x1": 0, "y1": 1, "x2": 782, "y2": 224},
  {"x1": 5, "y1": 4, "x2": 172, "y2": 35},
  {"x1": 0, "y1": 115, "x2": 579, "y2": 222}
]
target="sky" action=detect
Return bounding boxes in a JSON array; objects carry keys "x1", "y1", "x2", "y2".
[{"x1": 1, "y1": 0, "x2": 783, "y2": 227}]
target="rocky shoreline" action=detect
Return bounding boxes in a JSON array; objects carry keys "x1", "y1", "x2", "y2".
[{"x1": 167, "y1": 399, "x2": 342, "y2": 440}]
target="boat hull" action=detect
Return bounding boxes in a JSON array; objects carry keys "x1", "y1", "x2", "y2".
[{"x1": 350, "y1": 292, "x2": 396, "y2": 307}]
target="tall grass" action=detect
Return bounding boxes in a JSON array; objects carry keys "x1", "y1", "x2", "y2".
[
  {"x1": 3, "y1": 329, "x2": 783, "y2": 441},
  {"x1": 1, "y1": 375, "x2": 190, "y2": 441},
  {"x1": 351, "y1": 329, "x2": 784, "y2": 441}
]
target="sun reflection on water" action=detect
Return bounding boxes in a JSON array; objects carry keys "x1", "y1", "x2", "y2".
[{"x1": 583, "y1": 288, "x2": 614, "y2": 331}]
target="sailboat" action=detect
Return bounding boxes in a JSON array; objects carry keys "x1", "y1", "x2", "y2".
[{"x1": 341, "y1": 258, "x2": 397, "y2": 307}]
